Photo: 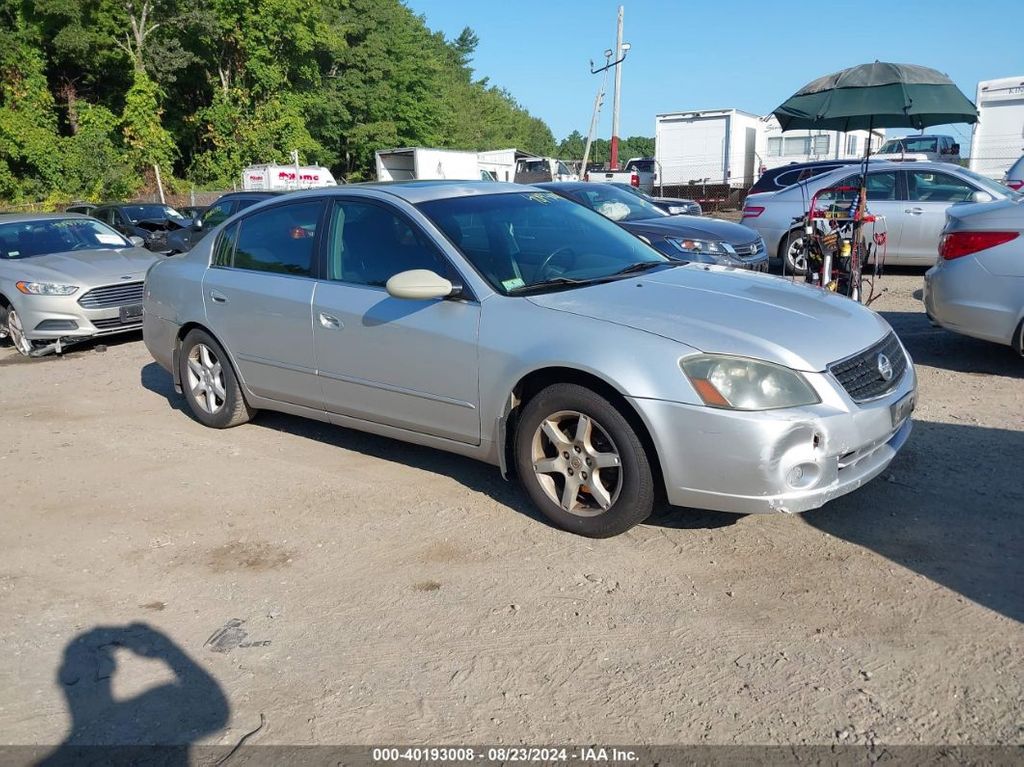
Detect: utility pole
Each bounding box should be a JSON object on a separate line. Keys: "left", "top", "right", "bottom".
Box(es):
{"left": 610, "top": 5, "right": 624, "bottom": 170}
{"left": 581, "top": 51, "right": 612, "bottom": 178}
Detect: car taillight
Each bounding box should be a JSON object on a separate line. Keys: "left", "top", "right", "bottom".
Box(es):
{"left": 741, "top": 206, "right": 764, "bottom": 218}
{"left": 1006, "top": 180, "right": 1024, "bottom": 190}
{"left": 630, "top": 171, "right": 639, "bottom": 188}
{"left": 939, "top": 231, "right": 1019, "bottom": 260}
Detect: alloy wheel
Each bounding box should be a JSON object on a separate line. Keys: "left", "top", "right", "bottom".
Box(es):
{"left": 186, "top": 343, "right": 227, "bottom": 414}
{"left": 531, "top": 410, "right": 623, "bottom": 517}
{"left": 786, "top": 236, "right": 809, "bottom": 273}
{"left": 7, "top": 309, "right": 32, "bottom": 356}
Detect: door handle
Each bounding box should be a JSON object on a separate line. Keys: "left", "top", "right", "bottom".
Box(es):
{"left": 209, "top": 289, "right": 228, "bottom": 303}
{"left": 904, "top": 207, "right": 924, "bottom": 215}
{"left": 318, "top": 312, "right": 342, "bottom": 329}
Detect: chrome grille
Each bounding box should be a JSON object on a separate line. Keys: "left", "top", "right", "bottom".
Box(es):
{"left": 77, "top": 282, "right": 144, "bottom": 309}
{"left": 828, "top": 333, "right": 907, "bottom": 402}
{"left": 734, "top": 239, "right": 765, "bottom": 259}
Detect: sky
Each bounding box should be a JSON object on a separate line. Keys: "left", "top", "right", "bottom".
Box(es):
{"left": 405, "top": 0, "right": 1024, "bottom": 150}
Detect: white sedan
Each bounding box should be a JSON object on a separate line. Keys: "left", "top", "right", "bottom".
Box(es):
{"left": 741, "top": 161, "right": 1020, "bottom": 274}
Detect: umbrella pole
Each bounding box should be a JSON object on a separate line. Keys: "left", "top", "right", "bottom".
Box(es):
{"left": 852, "top": 116, "right": 873, "bottom": 302}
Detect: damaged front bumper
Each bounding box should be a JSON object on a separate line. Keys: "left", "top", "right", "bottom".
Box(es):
{"left": 629, "top": 362, "right": 917, "bottom": 515}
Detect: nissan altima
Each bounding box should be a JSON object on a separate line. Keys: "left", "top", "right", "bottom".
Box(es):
{"left": 0, "top": 214, "right": 159, "bottom": 356}
{"left": 143, "top": 182, "right": 916, "bottom": 537}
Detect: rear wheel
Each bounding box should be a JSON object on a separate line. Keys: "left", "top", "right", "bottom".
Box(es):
{"left": 515, "top": 383, "right": 655, "bottom": 538}
{"left": 178, "top": 329, "right": 254, "bottom": 428}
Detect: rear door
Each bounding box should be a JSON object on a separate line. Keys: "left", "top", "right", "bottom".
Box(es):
{"left": 900, "top": 169, "right": 979, "bottom": 265}
{"left": 833, "top": 170, "right": 904, "bottom": 260}
{"left": 203, "top": 198, "right": 325, "bottom": 408}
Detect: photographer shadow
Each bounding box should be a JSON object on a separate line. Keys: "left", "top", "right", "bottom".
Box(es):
{"left": 38, "top": 623, "right": 229, "bottom": 766}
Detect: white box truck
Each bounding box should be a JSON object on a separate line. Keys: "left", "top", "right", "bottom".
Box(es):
{"left": 241, "top": 164, "right": 338, "bottom": 191}
{"left": 375, "top": 148, "right": 489, "bottom": 181}
{"left": 655, "top": 109, "right": 761, "bottom": 189}
{"left": 969, "top": 76, "right": 1024, "bottom": 179}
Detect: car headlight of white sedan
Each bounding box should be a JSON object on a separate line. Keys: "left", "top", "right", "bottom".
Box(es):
{"left": 681, "top": 354, "right": 820, "bottom": 410}
{"left": 16, "top": 281, "right": 79, "bottom": 296}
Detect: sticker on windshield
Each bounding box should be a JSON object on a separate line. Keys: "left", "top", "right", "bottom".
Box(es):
{"left": 502, "top": 277, "right": 525, "bottom": 291}
{"left": 522, "top": 192, "right": 556, "bottom": 204}
{"left": 95, "top": 233, "right": 125, "bottom": 245}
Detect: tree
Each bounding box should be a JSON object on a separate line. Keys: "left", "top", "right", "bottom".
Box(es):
{"left": 121, "top": 68, "right": 176, "bottom": 181}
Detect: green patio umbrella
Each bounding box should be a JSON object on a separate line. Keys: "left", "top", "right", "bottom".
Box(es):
{"left": 771, "top": 62, "right": 977, "bottom": 301}
{"left": 772, "top": 61, "right": 978, "bottom": 133}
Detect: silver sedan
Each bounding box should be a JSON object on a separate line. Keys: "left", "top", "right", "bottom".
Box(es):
{"left": 0, "top": 214, "right": 159, "bottom": 356}
{"left": 144, "top": 182, "right": 916, "bottom": 537}
{"left": 742, "top": 161, "right": 1020, "bottom": 273}
{"left": 924, "top": 197, "right": 1024, "bottom": 354}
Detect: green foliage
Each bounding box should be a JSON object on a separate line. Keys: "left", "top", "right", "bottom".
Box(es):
{"left": 1, "top": 0, "right": 559, "bottom": 203}
{"left": 560, "top": 134, "right": 656, "bottom": 166}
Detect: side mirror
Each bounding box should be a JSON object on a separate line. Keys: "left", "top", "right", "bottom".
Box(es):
{"left": 972, "top": 190, "right": 994, "bottom": 203}
{"left": 129, "top": 235, "right": 145, "bottom": 247}
{"left": 192, "top": 217, "right": 203, "bottom": 231}
{"left": 952, "top": 143, "right": 960, "bottom": 155}
{"left": 386, "top": 269, "right": 454, "bottom": 300}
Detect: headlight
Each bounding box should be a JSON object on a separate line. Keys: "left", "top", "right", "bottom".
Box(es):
{"left": 15, "top": 281, "right": 79, "bottom": 296}
{"left": 680, "top": 354, "right": 820, "bottom": 410}
{"left": 667, "top": 238, "right": 733, "bottom": 256}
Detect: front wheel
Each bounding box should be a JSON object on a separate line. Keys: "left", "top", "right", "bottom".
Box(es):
{"left": 515, "top": 383, "right": 656, "bottom": 537}
{"left": 178, "top": 329, "right": 254, "bottom": 428}
{"left": 3, "top": 306, "right": 35, "bottom": 357}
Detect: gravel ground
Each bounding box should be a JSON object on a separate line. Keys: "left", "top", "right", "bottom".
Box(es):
{"left": 0, "top": 269, "right": 1021, "bottom": 753}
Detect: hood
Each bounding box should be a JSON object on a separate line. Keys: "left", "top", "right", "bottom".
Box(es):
{"left": 526, "top": 265, "right": 891, "bottom": 371}
{"left": 6, "top": 247, "right": 158, "bottom": 285}
{"left": 621, "top": 216, "right": 760, "bottom": 244}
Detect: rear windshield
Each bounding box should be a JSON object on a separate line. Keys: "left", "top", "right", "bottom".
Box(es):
{"left": 0, "top": 218, "right": 131, "bottom": 258}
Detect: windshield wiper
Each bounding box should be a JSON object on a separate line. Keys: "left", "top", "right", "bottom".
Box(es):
{"left": 507, "top": 276, "right": 598, "bottom": 295}
{"left": 611, "top": 261, "right": 673, "bottom": 276}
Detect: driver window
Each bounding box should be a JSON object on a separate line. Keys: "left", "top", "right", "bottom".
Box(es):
{"left": 907, "top": 171, "right": 974, "bottom": 203}
{"left": 326, "top": 201, "right": 449, "bottom": 287}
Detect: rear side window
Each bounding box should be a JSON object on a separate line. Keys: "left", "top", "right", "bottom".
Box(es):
{"left": 232, "top": 201, "right": 323, "bottom": 276}
{"left": 212, "top": 222, "right": 239, "bottom": 267}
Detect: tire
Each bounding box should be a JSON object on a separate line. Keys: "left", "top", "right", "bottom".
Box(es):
{"left": 3, "top": 305, "right": 34, "bottom": 357}
{"left": 177, "top": 329, "right": 254, "bottom": 428}
{"left": 1014, "top": 318, "right": 1024, "bottom": 359}
{"left": 514, "top": 383, "right": 656, "bottom": 538}
{"left": 780, "top": 228, "right": 810, "bottom": 276}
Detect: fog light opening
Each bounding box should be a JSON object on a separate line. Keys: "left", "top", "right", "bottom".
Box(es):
{"left": 786, "top": 462, "right": 820, "bottom": 489}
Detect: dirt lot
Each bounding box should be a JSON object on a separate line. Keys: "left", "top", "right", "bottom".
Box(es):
{"left": 0, "top": 270, "right": 1021, "bottom": 752}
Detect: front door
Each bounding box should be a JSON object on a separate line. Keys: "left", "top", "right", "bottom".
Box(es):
{"left": 836, "top": 169, "right": 904, "bottom": 262}
{"left": 900, "top": 169, "right": 979, "bottom": 265}
{"left": 202, "top": 199, "right": 325, "bottom": 408}
{"left": 312, "top": 199, "right": 481, "bottom": 444}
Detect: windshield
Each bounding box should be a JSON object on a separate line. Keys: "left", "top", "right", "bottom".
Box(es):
{"left": 880, "top": 137, "right": 939, "bottom": 154}
{"left": 418, "top": 191, "right": 667, "bottom": 295}
{"left": 120, "top": 204, "right": 186, "bottom": 223}
{"left": 567, "top": 184, "right": 668, "bottom": 222}
{"left": 0, "top": 218, "right": 131, "bottom": 259}
{"left": 954, "top": 166, "right": 1022, "bottom": 199}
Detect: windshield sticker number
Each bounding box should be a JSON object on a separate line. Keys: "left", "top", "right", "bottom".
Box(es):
{"left": 96, "top": 233, "right": 125, "bottom": 245}
{"left": 501, "top": 277, "right": 525, "bottom": 291}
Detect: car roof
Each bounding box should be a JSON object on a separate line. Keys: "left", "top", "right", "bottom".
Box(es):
{"left": 533, "top": 182, "right": 589, "bottom": 192}
{"left": 255, "top": 180, "right": 539, "bottom": 205}
{"left": 0, "top": 212, "right": 94, "bottom": 224}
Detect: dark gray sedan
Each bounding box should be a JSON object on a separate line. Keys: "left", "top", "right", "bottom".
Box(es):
{"left": 537, "top": 182, "right": 768, "bottom": 270}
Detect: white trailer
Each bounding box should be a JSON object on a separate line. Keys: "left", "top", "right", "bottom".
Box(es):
{"left": 759, "top": 115, "right": 883, "bottom": 171}
{"left": 969, "top": 76, "right": 1024, "bottom": 179}
{"left": 375, "top": 148, "right": 485, "bottom": 182}
{"left": 241, "top": 164, "right": 337, "bottom": 191}
{"left": 477, "top": 148, "right": 532, "bottom": 182}
{"left": 655, "top": 109, "right": 761, "bottom": 189}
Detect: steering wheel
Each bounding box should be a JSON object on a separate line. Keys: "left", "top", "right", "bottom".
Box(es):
{"left": 535, "top": 246, "right": 577, "bottom": 280}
